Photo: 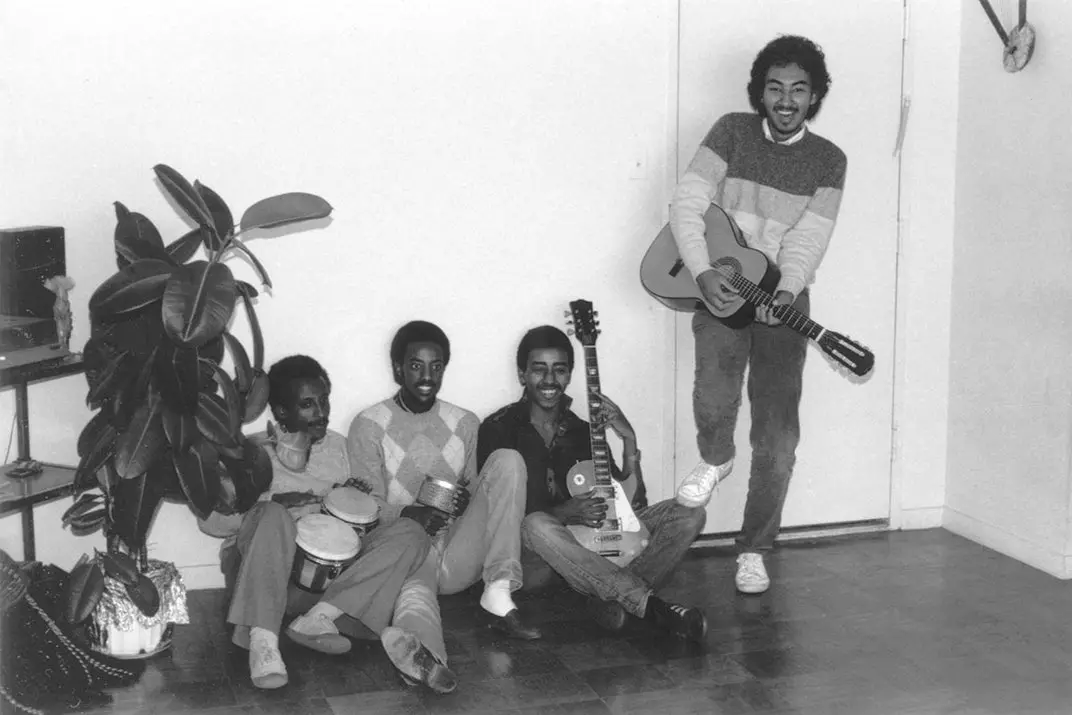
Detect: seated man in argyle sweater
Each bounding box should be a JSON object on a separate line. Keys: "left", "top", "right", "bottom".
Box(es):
{"left": 347, "top": 320, "right": 541, "bottom": 691}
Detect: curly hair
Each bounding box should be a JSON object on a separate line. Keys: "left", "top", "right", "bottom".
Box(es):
{"left": 267, "top": 354, "right": 331, "bottom": 410}
{"left": 515, "top": 325, "right": 574, "bottom": 372}
{"left": 390, "top": 320, "right": 451, "bottom": 372}
{"left": 747, "top": 35, "right": 831, "bottom": 120}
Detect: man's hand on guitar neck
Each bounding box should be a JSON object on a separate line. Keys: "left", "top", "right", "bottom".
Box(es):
{"left": 552, "top": 494, "right": 608, "bottom": 529}
{"left": 696, "top": 269, "right": 738, "bottom": 312}
{"left": 754, "top": 290, "right": 795, "bottom": 326}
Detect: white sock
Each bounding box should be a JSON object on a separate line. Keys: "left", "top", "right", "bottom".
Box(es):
{"left": 250, "top": 626, "right": 278, "bottom": 649}
{"left": 479, "top": 579, "right": 517, "bottom": 617}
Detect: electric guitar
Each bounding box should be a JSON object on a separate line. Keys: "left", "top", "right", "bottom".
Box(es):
{"left": 639, "top": 204, "right": 875, "bottom": 378}
{"left": 563, "top": 299, "right": 650, "bottom": 567}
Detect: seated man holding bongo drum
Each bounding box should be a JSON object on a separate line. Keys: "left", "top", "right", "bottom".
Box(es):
{"left": 200, "top": 355, "right": 439, "bottom": 691}
{"left": 348, "top": 321, "right": 541, "bottom": 690}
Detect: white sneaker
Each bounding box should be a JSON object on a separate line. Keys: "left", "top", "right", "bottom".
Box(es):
{"left": 735, "top": 552, "right": 770, "bottom": 594}
{"left": 675, "top": 459, "right": 733, "bottom": 508}
{"left": 249, "top": 629, "right": 288, "bottom": 689}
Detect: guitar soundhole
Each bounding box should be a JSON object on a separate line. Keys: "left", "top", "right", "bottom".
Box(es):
{"left": 713, "top": 257, "right": 742, "bottom": 278}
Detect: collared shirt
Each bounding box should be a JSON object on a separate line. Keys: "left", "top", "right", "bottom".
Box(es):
{"left": 478, "top": 395, "right": 622, "bottom": 515}
{"left": 761, "top": 117, "right": 808, "bottom": 145}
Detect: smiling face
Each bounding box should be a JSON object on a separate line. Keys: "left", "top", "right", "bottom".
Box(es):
{"left": 761, "top": 63, "right": 817, "bottom": 141}
{"left": 519, "top": 347, "right": 572, "bottom": 413}
{"left": 273, "top": 376, "right": 331, "bottom": 443}
{"left": 394, "top": 341, "right": 446, "bottom": 413}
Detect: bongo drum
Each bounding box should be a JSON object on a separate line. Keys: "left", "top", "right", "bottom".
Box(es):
{"left": 416, "top": 476, "right": 467, "bottom": 517}
{"left": 291, "top": 514, "right": 361, "bottom": 593}
{"left": 322, "top": 487, "right": 380, "bottom": 535}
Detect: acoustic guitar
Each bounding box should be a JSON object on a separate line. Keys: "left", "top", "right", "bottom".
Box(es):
{"left": 563, "top": 299, "right": 650, "bottom": 567}
{"left": 640, "top": 204, "right": 875, "bottom": 378}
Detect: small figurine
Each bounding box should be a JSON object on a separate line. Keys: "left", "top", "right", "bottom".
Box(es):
{"left": 42, "top": 275, "right": 75, "bottom": 351}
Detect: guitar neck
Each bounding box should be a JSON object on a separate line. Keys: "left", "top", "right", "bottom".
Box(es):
{"left": 721, "top": 268, "right": 826, "bottom": 341}
{"left": 581, "top": 345, "right": 619, "bottom": 525}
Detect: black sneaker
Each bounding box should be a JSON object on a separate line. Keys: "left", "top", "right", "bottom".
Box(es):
{"left": 586, "top": 597, "right": 628, "bottom": 632}
{"left": 647, "top": 597, "right": 707, "bottom": 642}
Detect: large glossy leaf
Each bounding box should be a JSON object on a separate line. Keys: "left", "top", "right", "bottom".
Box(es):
{"left": 242, "top": 369, "right": 270, "bottom": 424}
{"left": 195, "top": 392, "right": 237, "bottom": 448}
{"left": 86, "top": 350, "right": 133, "bottom": 409}
{"left": 229, "top": 241, "right": 272, "bottom": 289}
{"left": 173, "top": 442, "right": 220, "bottom": 520}
{"left": 161, "top": 407, "right": 197, "bottom": 452}
{"left": 114, "top": 403, "right": 166, "bottom": 479}
{"left": 153, "top": 164, "right": 214, "bottom": 230}
{"left": 153, "top": 344, "right": 200, "bottom": 415}
{"left": 236, "top": 284, "right": 263, "bottom": 370}
{"left": 161, "top": 261, "right": 236, "bottom": 348}
{"left": 194, "top": 181, "right": 232, "bottom": 248}
{"left": 110, "top": 347, "right": 157, "bottom": 431}
{"left": 113, "top": 204, "right": 169, "bottom": 266}
{"left": 220, "top": 332, "right": 253, "bottom": 394}
{"left": 201, "top": 358, "right": 242, "bottom": 434}
{"left": 89, "top": 260, "right": 173, "bottom": 320}
{"left": 77, "top": 410, "right": 111, "bottom": 459}
{"left": 65, "top": 560, "right": 106, "bottom": 624}
{"left": 166, "top": 228, "right": 207, "bottom": 264}
{"left": 73, "top": 422, "right": 117, "bottom": 492}
{"left": 221, "top": 436, "right": 272, "bottom": 512}
{"left": 239, "top": 192, "right": 333, "bottom": 232}
{"left": 110, "top": 473, "right": 164, "bottom": 552}
{"left": 61, "top": 492, "right": 103, "bottom": 526}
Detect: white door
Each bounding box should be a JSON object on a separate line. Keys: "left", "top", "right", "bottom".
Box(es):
{"left": 674, "top": 1, "right": 903, "bottom": 534}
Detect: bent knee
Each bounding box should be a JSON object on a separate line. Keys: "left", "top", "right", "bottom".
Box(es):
{"left": 482, "top": 448, "right": 526, "bottom": 483}
{"left": 522, "top": 511, "right": 557, "bottom": 539}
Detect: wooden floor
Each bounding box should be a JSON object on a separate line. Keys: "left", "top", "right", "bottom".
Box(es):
{"left": 78, "top": 529, "right": 1072, "bottom": 715}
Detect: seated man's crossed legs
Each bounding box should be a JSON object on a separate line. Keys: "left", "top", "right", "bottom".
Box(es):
{"left": 522, "top": 498, "right": 708, "bottom": 641}
{"left": 228, "top": 501, "right": 432, "bottom": 690}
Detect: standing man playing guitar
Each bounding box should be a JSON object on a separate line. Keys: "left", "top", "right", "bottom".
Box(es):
{"left": 670, "top": 35, "right": 848, "bottom": 595}
{"left": 479, "top": 325, "right": 707, "bottom": 642}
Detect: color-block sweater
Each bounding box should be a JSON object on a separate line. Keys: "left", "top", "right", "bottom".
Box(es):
{"left": 670, "top": 112, "right": 847, "bottom": 299}
{"left": 347, "top": 395, "right": 480, "bottom": 525}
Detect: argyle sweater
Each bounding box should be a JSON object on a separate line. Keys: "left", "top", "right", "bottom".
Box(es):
{"left": 670, "top": 112, "right": 847, "bottom": 299}
{"left": 347, "top": 395, "right": 479, "bottom": 525}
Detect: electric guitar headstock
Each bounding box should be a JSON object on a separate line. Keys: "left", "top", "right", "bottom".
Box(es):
{"left": 817, "top": 330, "right": 874, "bottom": 378}
{"left": 566, "top": 299, "right": 600, "bottom": 346}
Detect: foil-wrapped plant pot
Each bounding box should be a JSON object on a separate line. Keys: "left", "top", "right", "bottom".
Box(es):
{"left": 86, "top": 559, "right": 189, "bottom": 659}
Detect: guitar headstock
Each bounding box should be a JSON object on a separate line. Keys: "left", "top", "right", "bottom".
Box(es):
{"left": 817, "top": 331, "right": 874, "bottom": 378}
{"left": 566, "top": 299, "right": 599, "bottom": 346}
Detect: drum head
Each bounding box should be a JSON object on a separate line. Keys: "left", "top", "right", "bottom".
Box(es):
{"left": 295, "top": 514, "right": 360, "bottom": 561}
{"left": 324, "top": 487, "right": 380, "bottom": 525}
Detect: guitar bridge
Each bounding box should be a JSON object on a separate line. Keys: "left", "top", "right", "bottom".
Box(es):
{"left": 669, "top": 259, "right": 684, "bottom": 278}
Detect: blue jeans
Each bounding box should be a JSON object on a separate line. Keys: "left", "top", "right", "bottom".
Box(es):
{"left": 521, "top": 499, "right": 706, "bottom": 617}
{"left": 692, "top": 292, "right": 809, "bottom": 553}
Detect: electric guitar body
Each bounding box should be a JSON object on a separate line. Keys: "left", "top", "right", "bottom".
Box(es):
{"left": 564, "top": 300, "right": 651, "bottom": 567}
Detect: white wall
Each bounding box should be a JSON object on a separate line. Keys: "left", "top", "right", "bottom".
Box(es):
{"left": 943, "top": 0, "right": 1072, "bottom": 577}
{"left": 0, "top": 0, "right": 678, "bottom": 586}
{"left": 889, "top": 0, "right": 961, "bottom": 530}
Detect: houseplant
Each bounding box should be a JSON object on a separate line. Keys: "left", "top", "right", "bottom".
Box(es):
{"left": 60, "top": 164, "right": 332, "bottom": 654}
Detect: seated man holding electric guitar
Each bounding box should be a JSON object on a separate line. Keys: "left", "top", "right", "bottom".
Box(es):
{"left": 478, "top": 321, "right": 708, "bottom": 642}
